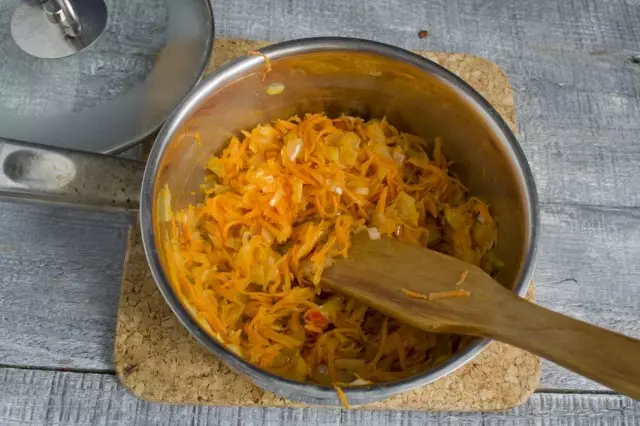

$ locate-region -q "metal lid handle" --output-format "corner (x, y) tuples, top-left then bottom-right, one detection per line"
(41, 0), (82, 38)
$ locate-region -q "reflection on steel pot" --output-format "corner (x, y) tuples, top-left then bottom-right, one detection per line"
(0, 38), (538, 406)
(0, 139), (144, 210)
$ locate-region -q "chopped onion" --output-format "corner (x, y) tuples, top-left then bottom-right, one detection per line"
(257, 126), (277, 145)
(158, 184), (172, 222)
(213, 184), (230, 195)
(367, 227), (381, 240)
(392, 147), (406, 165)
(395, 191), (419, 227)
(354, 186), (369, 196)
(200, 269), (212, 282)
(269, 189), (285, 207)
(265, 82), (285, 95)
(241, 231), (252, 244)
(326, 146), (340, 162)
(206, 157), (224, 176)
(226, 344), (243, 357)
(292, 179), (304, 204)
(261, 228), (274, 245)
(248, 154), (265, 167)
(339, 142), (358, 166)
(375, 142), (391, 158)
(339, 132), (361, 149)
(285, 138), (304, 162)
(365, 121), (385, 144)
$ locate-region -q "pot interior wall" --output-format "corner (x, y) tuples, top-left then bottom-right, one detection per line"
(154, 50), (529, 295)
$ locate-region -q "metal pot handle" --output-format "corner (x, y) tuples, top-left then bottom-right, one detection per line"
(0, 138), (144, 211)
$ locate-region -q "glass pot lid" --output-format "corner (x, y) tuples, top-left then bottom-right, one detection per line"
(1, 0), (214, 153)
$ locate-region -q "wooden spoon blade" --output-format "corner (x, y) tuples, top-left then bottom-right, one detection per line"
(320, 233), (640, 399)
(320, 232), (501, 334)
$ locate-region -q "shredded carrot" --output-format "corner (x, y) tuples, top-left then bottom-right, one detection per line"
(428, 289), (471, 300)
(247, 50), (272, 81)
(403, 288), (471, 301)
(455, 270), (469, 286)
(401, 289), (430, 300)
(369, 317), (388, 367)
(334, 385), (350, 409)
(164, 113), (499, 389)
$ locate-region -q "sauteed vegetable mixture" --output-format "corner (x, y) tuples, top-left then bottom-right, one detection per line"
(163, 113), (499, 386)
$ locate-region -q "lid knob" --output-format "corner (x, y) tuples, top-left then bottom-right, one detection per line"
(40, 0), (82, 39)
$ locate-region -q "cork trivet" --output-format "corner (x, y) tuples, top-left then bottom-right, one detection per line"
(114, 39), (540, 410)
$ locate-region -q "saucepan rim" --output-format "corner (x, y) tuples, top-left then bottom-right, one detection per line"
(139, 37), (539, 404)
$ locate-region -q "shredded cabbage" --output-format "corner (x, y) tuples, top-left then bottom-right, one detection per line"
(165, 113), (499, 386)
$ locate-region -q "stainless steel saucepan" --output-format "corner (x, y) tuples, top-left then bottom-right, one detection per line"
(0, 38), (538, 405)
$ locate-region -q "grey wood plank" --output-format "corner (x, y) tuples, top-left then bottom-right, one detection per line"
(534, 204), (640, 391)
(1, 0), (639, 422)
(0, 368), (637, 426)
(5, 0), (637, 207)
(1, 201), (638, 392)
(0, 202), (130, 371)
(1, 0), (640, 402)
(215, 0), (640, 208)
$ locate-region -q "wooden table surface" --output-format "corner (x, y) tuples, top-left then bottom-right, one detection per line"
(1, 0), (639, 424)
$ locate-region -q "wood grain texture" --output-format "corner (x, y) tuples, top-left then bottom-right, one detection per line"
(0, 368), (637, 425)
(0, 202), (131, 371)
(534, 204), (640, 391)
(321, 233), (640, 398)
(1, 203), (637, 391)
(215, 0), (640, 208)
(0, 0), (639, 421)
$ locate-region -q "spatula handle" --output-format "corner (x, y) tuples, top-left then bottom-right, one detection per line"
(485, 291), (640, 399)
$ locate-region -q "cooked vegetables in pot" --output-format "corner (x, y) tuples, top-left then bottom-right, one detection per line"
(163, 113), (498, 386)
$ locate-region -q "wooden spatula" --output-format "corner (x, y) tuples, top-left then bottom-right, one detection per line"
(320, 233), (640, 399)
